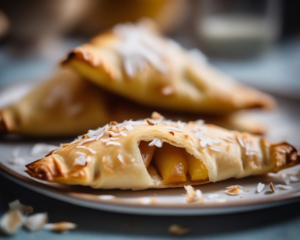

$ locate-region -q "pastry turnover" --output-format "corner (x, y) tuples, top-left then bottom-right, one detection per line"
(0, 68), (266, 137)
(26, 114), (299, 190)
(63, 21), (275, 115)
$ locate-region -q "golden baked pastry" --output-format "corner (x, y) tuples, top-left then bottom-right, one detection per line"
(0, 68), (266, 137)
(26, 115), (299, 190)
(63, 21), (275, 115)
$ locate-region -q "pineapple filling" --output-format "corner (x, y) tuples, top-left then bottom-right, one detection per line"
(139, 141), (208, 184)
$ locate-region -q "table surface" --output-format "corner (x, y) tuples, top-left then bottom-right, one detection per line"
(1, 38), (300, 240)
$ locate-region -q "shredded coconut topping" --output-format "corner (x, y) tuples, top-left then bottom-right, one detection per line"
(149, 138), (163, 147)
(220, 137), (235, 143)
(106, 141), (121, 146)
(237, 136), (245, 148)
(113, 21), (207, 78)
(117, 154), (124, 163)
(75, 155), (86, 166)
(87, 147), (96, 154)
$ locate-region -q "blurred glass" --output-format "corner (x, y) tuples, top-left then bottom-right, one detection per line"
(196, 0), (281, 58)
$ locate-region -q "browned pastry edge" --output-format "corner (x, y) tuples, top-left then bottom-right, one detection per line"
(25, 141), (300, 183)
(271, 142), (300, 172)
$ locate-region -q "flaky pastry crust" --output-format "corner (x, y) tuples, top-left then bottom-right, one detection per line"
(63, 21), (275, 115)
(0, 68), (266, 137)
(26, 118), (299, 190)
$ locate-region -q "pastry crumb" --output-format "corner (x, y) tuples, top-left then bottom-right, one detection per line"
(240, 195), (243, 198)
(184, 185), (205, 203)
(151, 112), (164, 120)
(146, 118), (155, 126)
(269, 182), (275, 193)
(44, 222), (77, 233)
(169, 224), (190, 235)
(245, 189), (249, 192)
(226, 186), (241, 196)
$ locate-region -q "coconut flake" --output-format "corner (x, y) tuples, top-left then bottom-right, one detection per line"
(149, 138), (162, 147)
(256, 182), (265, 193)
(24, 213), (48, 232)
(289, 175), (299, 182)
(106, 141), (121, 146)
(76, 146), (86, 149)
(0, 210), (23, 235)
(131, 158), (135, 162)
(78, 136), (97, 146)
(120, 131), (127, 137)
(125, 124), (134, 131)
(98, 195), (115, 200)
(43, 222), (77, 233)
(9, 200), (33, 216)
(74, 155), (86, 166)
(276, 184), (292, 190)
(31, 144), (58, 156)
(282, 174), (290, 185)
(100, 138), (119, 142)
(117, 154), (124, 163)
(209, 146), (220, 152)
(87, 147), (96, 155)
(220, 137), (235, 143)
(165, 126), (183, 132)
(169, 224), (190, 235)
(237, 136), (245, 148)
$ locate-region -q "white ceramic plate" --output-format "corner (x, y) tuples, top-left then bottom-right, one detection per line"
(0, 140), (300, 216)
(0, 84), (300, 215)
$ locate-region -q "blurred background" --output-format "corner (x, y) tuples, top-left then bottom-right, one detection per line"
(0, 0), (299, 98)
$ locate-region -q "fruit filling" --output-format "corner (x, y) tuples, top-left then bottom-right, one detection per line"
(139, 141), (208, 184)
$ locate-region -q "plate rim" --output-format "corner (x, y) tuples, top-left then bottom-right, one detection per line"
(1, 163), (300, 216)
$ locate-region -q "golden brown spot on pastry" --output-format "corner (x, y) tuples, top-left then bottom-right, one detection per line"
(169, 131), (175, 136)
(139, 141), (156, 168)
(151, 112), (164, 120)
(146, 118), (155, 126)
(271, 142), (300, 172)
(153, 143), (188, 184)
